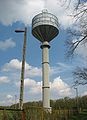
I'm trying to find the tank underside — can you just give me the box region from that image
[32,25,59,42]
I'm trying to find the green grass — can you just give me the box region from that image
[70,111,87,120]
[0,107,87,120]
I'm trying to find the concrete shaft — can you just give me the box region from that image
[41,41,50,109]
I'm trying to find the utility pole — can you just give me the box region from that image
[15,27,27,110]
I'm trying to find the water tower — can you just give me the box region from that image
[32,10,59,110]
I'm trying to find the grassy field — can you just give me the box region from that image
[0,108,87,120]
[70,110,87,120]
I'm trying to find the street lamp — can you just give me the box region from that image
[15,95,17,109]
[15,27,27,110]
[74,87,78,109]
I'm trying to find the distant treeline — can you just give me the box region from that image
[0,96,87,120]
[9,95,87,110]
[23,95,87,109]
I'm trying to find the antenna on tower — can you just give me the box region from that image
[44,0,47,9]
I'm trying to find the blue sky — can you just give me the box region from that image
[0,0,87,106]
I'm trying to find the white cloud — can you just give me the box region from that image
[51,76,71,98]
[46,0,76,28]
[83,91,87,96]
[0,0,44,25]
[26,67,42,77]
[72,38,87,59]
[0,39,16,51]
[2,59,21,71]
[0,76,10,83]
[2,59,72,78]
[57,62,70,69]
[16,78,42,95]
[1,59,72,102]
[50,62,72,75]
[7,94,13,99]
[16,76,71,99]
[0,0,77,28]
[6,94,16,105]
[75,41,87,58]
[0,94,14,106]
[2,59,30,72]
[0,100,6,105]
[2,58,73,83]
[2,59,42,77]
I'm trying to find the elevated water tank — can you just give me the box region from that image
[32,10,59,42]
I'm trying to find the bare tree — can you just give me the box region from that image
[65,0,87,58]
[73,67,87,86]
[62,0,87,85]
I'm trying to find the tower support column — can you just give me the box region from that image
[40,41,50,110]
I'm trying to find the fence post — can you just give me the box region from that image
[41,107,43,120]
[3,109,7,120]
[21,110,26,120]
